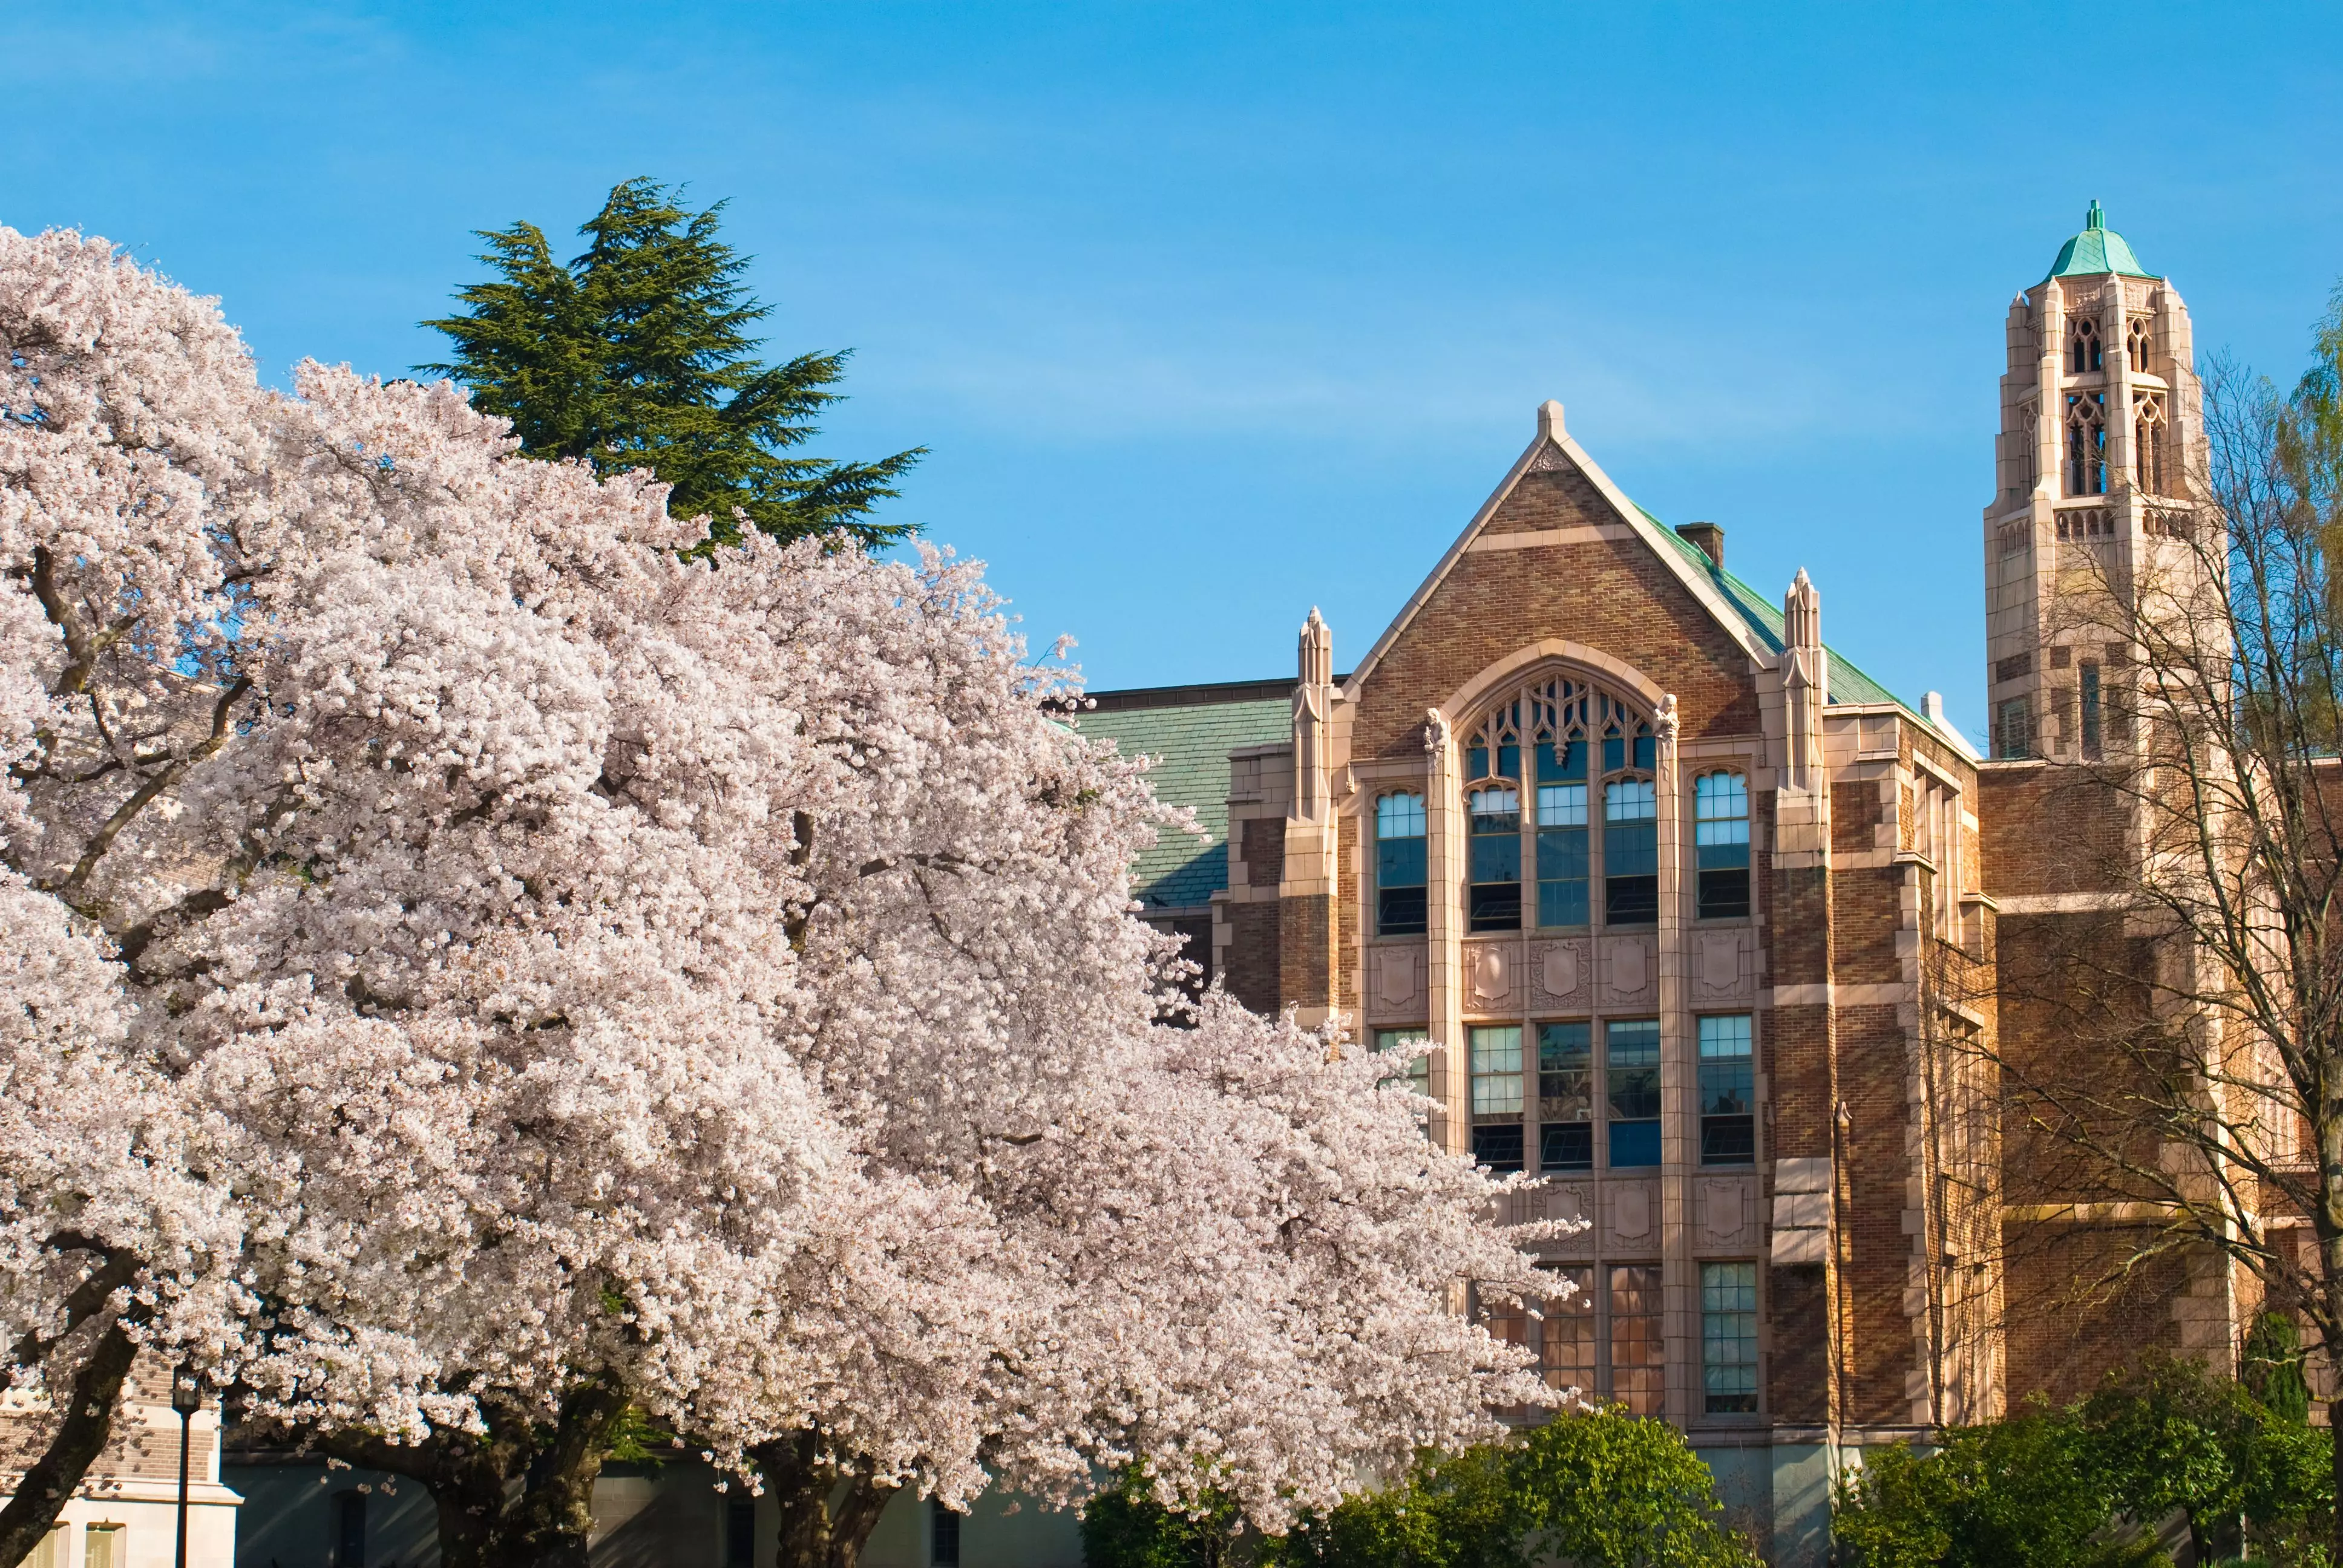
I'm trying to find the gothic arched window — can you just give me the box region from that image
[2068,316,2102,374]
[2126,315,2152,373]
[2134,390,2168,496]
[2066,393,2108,496]
[1462,676,1656,932]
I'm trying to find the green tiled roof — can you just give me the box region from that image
[2045,200,2157,281]
[1076,687,1294,911]
[1639,507,1919,717]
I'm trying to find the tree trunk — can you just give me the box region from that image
[755,1433,906,1568]
[503,1374,634,1568]
[757,1431,837,1568]
[0,1321,142,1568]
[827,1472,902,1568]
[312,1405,536,1568]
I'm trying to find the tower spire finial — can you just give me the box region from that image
[2085,199,2105,230]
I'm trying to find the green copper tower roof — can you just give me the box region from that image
[2045,201,2158,281]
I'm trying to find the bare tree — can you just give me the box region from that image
[1982,287,2343,1552]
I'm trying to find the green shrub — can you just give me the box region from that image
[1833,1355,2333,1568]
[1089,1408,1759,1568]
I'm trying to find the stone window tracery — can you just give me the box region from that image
[2134,390,2169,495]
[2069,316,2103,374]
[2066,392,2108,495]
[1462,676,1656,932]
[2126,315,2152,373]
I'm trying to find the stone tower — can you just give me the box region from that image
[1982,201,2204,761]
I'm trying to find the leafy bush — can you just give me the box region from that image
[1086,1408,1758,1568]
[1834,1354,2333,1568]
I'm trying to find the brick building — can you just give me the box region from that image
[1080,204,2226,1567]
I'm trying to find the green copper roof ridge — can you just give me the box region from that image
[1633,505,1924,720]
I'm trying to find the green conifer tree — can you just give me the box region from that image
[422,177,923,548]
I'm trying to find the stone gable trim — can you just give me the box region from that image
[1342,401,1778,700]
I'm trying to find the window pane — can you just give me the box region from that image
[1378,885,1429,936]
[1694,773,1748,822]
[1537,783,1588,827]
[1605,779,1656,822]
[1702,1262,1760,1414]
[1699,1015,1755,1166]
[1375,1027,1431,1099]
[1541,1122,1593,1170]
[1696,867,1751,921]
[1604,781,1658,925]
[1610,1266,1665,1416]
[1538,740,1585,781]
[1472,1122,1525,1172]
[1470,786,1522,933]
[1377,792,1426,838]
[1378,794,1430,936]
[1378,835,1427,887]
[1538,1022,1593,1106]
[1471,1025,1523,1115]
[1540,1265,1597,1394]
[1608,1119,1661,1168]
[1538,1021,1593,1171]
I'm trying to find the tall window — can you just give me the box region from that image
[1693,773,1750,920]
[1995,697,2032,760]
[2068,316,2102,374]
[1540,1264,1598,1394]
[1605,1019,1661,1168]
[2126,315,2152,373]
[1536,745,1590,927]
[727,1499,758,1568]
[1698,1015,1755,1165]
[333,1494,364,1568]
[2134,390,2168,495]
[1495,1264,1660,1414]
[1375,792,1427,936]
[931,1500,962,1568]
[2066,392,2108,495]
[1700,1263,1760,1414]
[28,1527,70,1568]
[2076,662,2102,760]
[85,1528,126,1568]
[1604,780,1659,924]
[1467,786,1522,932]
[1470,1024,1525,1172]
[1610,1265,1665,1416]
[1463,678,1654,933]
[1537,1022,1594,1171]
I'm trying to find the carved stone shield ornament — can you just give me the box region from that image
[1608,940,1650,998]
[1373,947,1418,1010]
[1539,942,1580,999]
[1613,1183,1653,1241]
[1471,944,1510,1003]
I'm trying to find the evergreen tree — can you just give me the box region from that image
[422,177,922,548]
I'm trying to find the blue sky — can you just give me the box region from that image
[7,3,2339,745]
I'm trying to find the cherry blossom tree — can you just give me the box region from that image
[0,226,1559,1568]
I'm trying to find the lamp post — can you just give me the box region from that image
[169,1362,202,1568]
